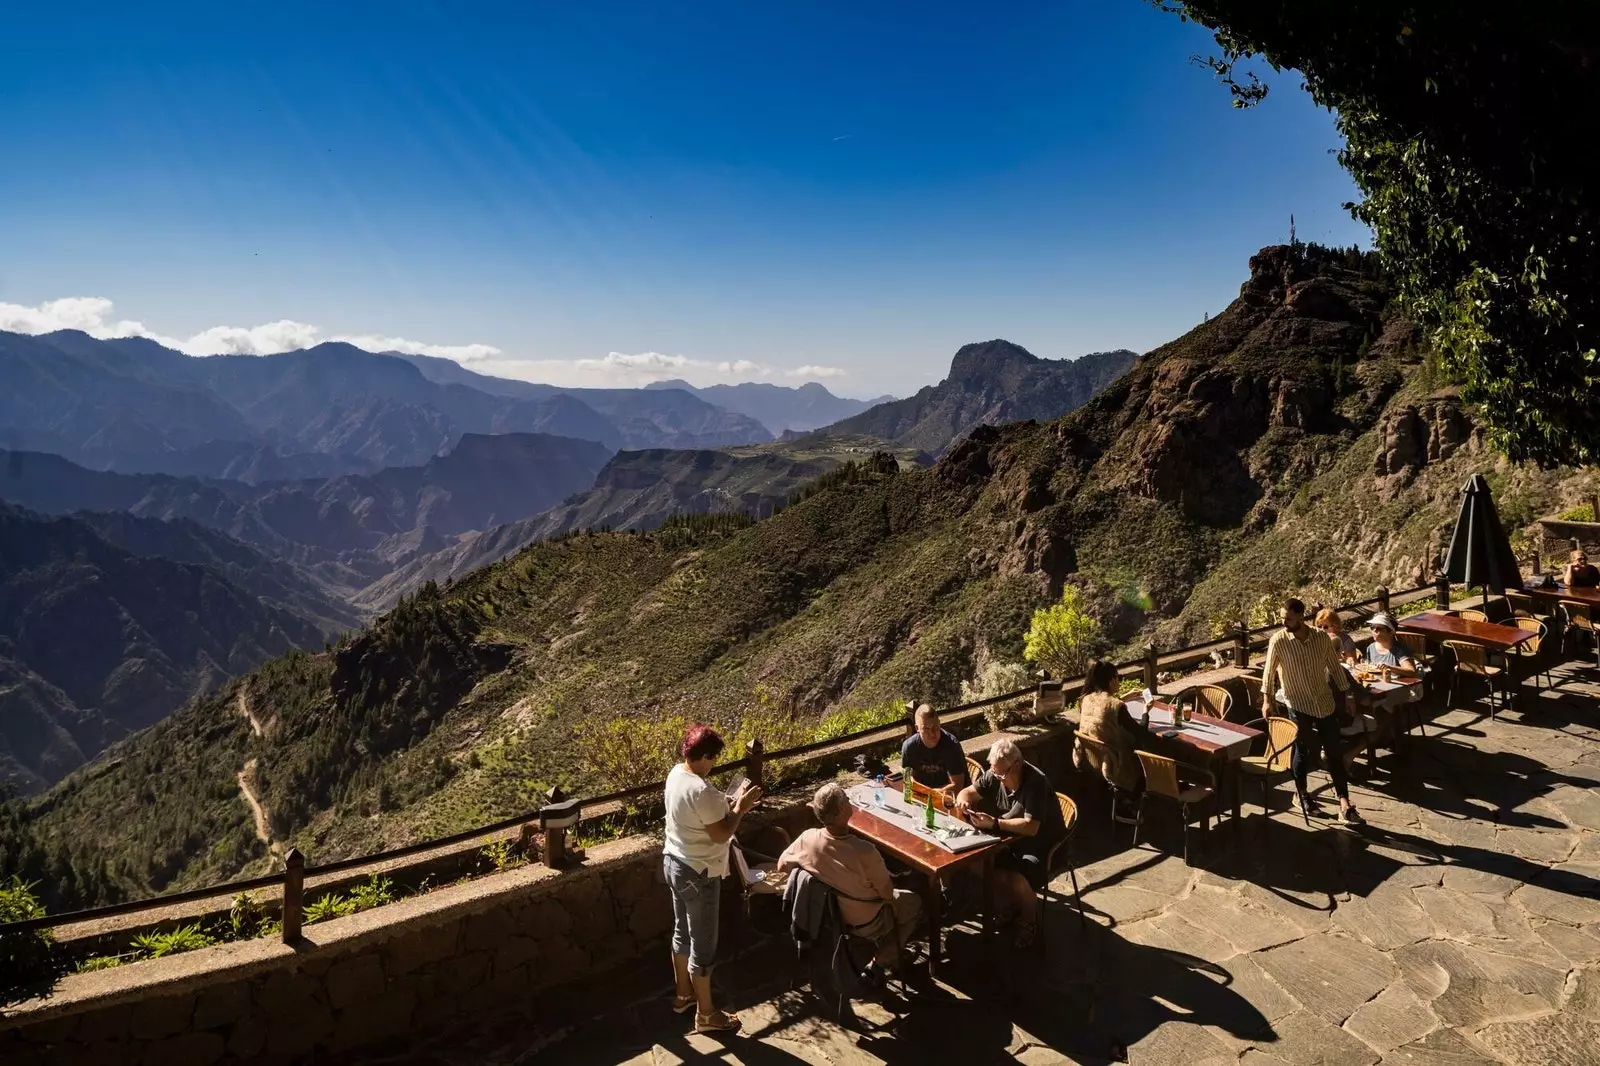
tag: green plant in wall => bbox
[0,877,54,1002]
[481,838,522,873]
[1023,585,1102,680]
[75,954,128,972]
[130,923,215,959]
[349,875,396,912]
[304,894,358,925]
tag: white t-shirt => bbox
[663,763,731,877]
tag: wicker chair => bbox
[1505,590,1541,619]
[1132,751,1214,866]
[1505,617,1552,694]
[1072,733,1140,830]
[1561,600,1599,667]
[1458,609,1490,624]
[1037,793,1087,953]
[1175,684,1233,721]
[1444,640,1509,717]
[966,756,984,788]
[1236,716,1303,824]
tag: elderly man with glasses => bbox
[954,737,1065,948]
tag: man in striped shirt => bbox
[1260,598,1363,825]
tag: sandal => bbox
[694,1010,741,1033]
[672,992,695,1014]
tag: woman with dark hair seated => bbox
[1074,659,1150,806]
[663,723,762,1033]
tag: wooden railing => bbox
[0,583,1436,938]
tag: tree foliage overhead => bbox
[1153,2,1600,466]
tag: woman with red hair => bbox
[663,723,762,1033]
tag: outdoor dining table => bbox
[845,781,1004,978]
[1398,610,1537,652]
[1123,698,1262,830]
[1518,580,1600,611]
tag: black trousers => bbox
[1290,709,1349,800]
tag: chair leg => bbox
[1068,862,1085,930]
[1131,795,1145,849]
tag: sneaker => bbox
[1340,806,1365,825]
[1296,791,1316,821]
[694,1010,741,1034]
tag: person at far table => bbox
[1074,659,1150,813]
[953,737,1065,948]
[900,703,967,799]
[1315,607,1361,665]
[776,782,923,975]
[1261,598,1363,825]
[1566,549,1599,588]
[1364,612,1420,678]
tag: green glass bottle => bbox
[903,772,915,805]
[924,793,936,830]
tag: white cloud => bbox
[0,295,500,361]
[0,296,849,389]
[788,365,847,379]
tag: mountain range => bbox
[0,331,775,479]
[643,379,897,435]
[30,242,1599,899]
[809,342,1137,455]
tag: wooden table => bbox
[845,784,1002,977]
[1398,611,1537,652]
[1126,699,1262,828]
[1518,581,1600,610]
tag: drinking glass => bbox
[873,775,884,808]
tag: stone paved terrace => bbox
[378,659,1600,1066]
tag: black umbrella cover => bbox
[1443,474,1523,594]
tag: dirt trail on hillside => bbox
[237,687,264,736]
[238,758,275,850]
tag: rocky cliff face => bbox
[1374,395,1483,488]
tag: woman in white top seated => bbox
[663,723,761,1033]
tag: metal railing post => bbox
[745,738,766,791]
[281,848,304,944]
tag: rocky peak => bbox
[946,339,1039,385]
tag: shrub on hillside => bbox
[574,714,691,792]
[1023,586,1101,681]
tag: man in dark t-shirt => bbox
[899,704,967,794]
[954,737,1064,948]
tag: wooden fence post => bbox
[1434,573,1452,612]
[1233,626,1251,668]
[1377,585,1391,614]
[1143,643,1158,693]
[1531,546,1542,575]
[540,787,583,870]
[904,700,918,738]
[745,739,766,791]
[281,848,304,945]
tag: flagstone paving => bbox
[378,662,1600,1065]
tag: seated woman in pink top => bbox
[776,782,922,972]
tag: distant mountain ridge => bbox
[0,433,611,596]
[812,342,1138,455]
[641,379,897,435]
[0,331,775,480]
[389,353,774,449]
[0,501,343,794]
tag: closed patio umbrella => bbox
[1442,474,1523,608]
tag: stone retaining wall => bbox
[0,726,1075,1065]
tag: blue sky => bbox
[0,1,1368,397]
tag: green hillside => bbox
[26,242,1596,900]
